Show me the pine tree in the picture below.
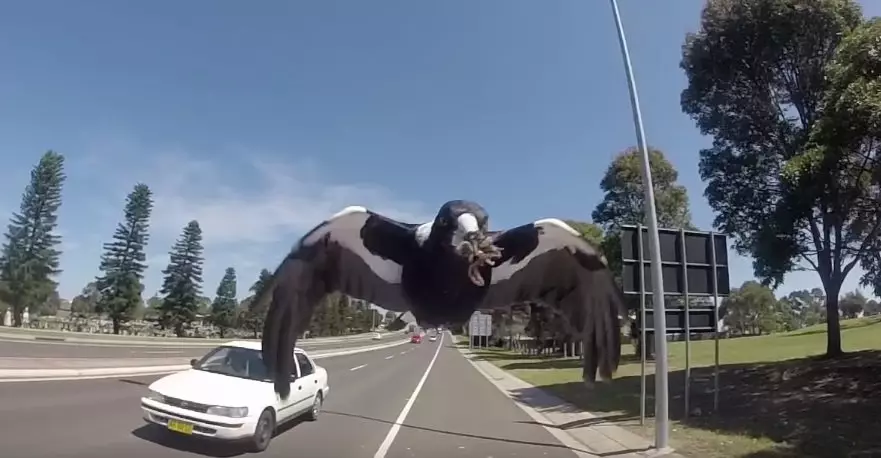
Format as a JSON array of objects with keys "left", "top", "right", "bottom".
[
  {"left": 158, "top": 220, "right": 204, "bottom": 336},
  {"left": 94, "top": 183, "right": 153, "bottom": 334},
  {"left": 0, "top": 151, "right": 66, "bottom": 326},
  {"left": 210, "top": 267, "right": 238, "bottom": 338}
]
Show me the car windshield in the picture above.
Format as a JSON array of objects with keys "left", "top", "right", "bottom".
[{"left": 192, "top": 346, "right": 272, "bottom": 382}]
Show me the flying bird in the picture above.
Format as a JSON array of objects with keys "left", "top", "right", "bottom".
[{"left": 258, "top": 200, "right": 625, "bottom": 399}]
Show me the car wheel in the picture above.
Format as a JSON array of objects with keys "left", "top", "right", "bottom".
[
  {"left": 249, "top": 408, "right": 275, "bottom": 453},
  {"left": 306, "top": 392, "right": 323, "bottom": 421}
]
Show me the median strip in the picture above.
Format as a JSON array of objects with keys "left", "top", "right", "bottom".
[{"left": 0, "top": 339, "right": 411, "bottom": 382}]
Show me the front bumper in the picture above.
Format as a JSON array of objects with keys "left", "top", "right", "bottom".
[{"left": 140, "top": 397, "right": 260, "bottom": 440}]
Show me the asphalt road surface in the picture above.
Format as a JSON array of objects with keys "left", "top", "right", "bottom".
[
  {"left": 0, "top": 335, "right": 399, "bottom": 359},
  {"left": 0, "top": 335, "right": 582, "bottom": 458}
]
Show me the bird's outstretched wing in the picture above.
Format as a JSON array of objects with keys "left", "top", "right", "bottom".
[
  {"left": 258, "top": 206, "right": 418, "bottom": 398},
  {"left": 481, "top": 219, "right": 625, "bottom": 385}
]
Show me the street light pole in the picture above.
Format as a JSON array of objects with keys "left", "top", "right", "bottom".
[{"left": 607, "top": 0, "right": 671, "bottom": 451}]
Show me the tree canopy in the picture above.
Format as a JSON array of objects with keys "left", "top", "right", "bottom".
[
  {"left": 94, "top": 183, "right": 154, "bottom": 334},
  {"left": 680, "top": 0, "right": 869, "bottom": 355},
  {"left": 0, "top": 151, "right": 66, "bottom": 326}
]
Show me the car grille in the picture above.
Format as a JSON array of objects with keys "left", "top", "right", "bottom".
[{"left": 162, "top": 396, "right": 211, "bottom": 413}]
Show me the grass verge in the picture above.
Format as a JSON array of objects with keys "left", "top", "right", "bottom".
[{"left": 473, "top": 317, "right": 881, "bottom": 458}]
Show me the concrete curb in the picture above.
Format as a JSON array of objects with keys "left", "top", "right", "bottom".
[
  {"left": 0, "top": 330, "right": 392, "bottom": 347},
  {"left": 455, "top": 345, "right": 684, "bottom": 458},
  {"left": 0, "top": 339, "right": 411, "bottom": 382}
]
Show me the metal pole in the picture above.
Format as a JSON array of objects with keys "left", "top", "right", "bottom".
[
  {"left": 710, "top": 233, "right": 721, "bottom": 412},
  {"left": 638, "top": 224, "right": 647, "bottom": 426},
  {"left": 680, "top": 229, "right": 691, "bottom": 419},
  {"left": 608, "top": 0, "right": 670, "bottom": 450}
]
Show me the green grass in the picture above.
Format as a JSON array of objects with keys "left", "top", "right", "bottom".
[{"left": 474, "top": 317, "right": 881, "bottom": 458}]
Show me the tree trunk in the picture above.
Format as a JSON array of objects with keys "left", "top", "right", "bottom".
[
  {"left": 825, "top": 293, "right": 843, "bottom": 357},
  {"left": 219, "top": 328, "right": 225, "bottom": 339},
  {"left": 112, "top": 318, "right": 121, "bottom": 335},
  {"left": 12, "top": 309, "right": 22, "bottom": 327}
]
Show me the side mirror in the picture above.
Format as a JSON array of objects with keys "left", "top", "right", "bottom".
[
  {"left": 190, "top": 358, "right": 198, "bottom": 368},
  {"left": 290, "top": 374, "right": 299, "bottom": 382}
]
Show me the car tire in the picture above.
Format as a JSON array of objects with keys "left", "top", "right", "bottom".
[
  {"left": 306, "top": 392, "right": 323, "bottom": 421},
  {"left": 249, "top": 408, "right": 275, "bottom": 453}
]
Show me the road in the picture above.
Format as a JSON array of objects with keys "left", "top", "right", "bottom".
[
  {"left": 0, "top": 335, "right": 582, "bottom": 458},
  {"left": 0, "top": 334, "right": 399, "bottom": 359}
]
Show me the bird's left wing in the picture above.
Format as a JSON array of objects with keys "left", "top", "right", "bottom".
[
  {"left": 481, "top": 219, "right": 625, "bottom": 385},
  {"left": 258, "top": 206, "right": 419, "bottom": 398}
]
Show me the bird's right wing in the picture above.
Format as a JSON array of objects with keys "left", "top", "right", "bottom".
[{"left": 258, "top": 206, "right": 419, "bottom": 398}]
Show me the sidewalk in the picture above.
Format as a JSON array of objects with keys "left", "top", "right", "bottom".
[{"left": 457, "top": 346, "right": 684, "bottom": 458}]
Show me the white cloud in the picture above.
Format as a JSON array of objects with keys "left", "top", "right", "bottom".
[
  {"left": 143, "top": 153, "right": 431, "bottom": 246},
  {"left": 50, "top": 134, "right": 434, "bottom": 299}
]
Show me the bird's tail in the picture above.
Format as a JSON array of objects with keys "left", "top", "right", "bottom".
[{"left": 582, "top": 269, "right": 624, "bottom": 384}]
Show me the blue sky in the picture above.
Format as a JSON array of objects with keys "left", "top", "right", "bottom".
[{"left": 1, "top": 0, "right": 879, "bottom": 302}]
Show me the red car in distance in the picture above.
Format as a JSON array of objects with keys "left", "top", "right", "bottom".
[{"left": 410, "top": 334, "right": 423, "bottom": 344}]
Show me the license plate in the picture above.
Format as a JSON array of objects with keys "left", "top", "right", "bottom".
[{"left": 167, "top": 419, "right": 194, "bottom": 435}]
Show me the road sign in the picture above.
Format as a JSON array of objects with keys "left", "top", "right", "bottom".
[
  {"left": 619, "top": 224, "right": 731, "bottom": 426},
  {"left": 468, "top": 313, "right": 492, "bottom": 337}
]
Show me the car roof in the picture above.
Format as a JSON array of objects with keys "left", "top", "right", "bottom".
[{"left": 222, "top": 340, "right": 307, "bottom": 354}]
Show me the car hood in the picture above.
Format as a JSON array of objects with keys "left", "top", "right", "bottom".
[{"left": 149, "top": 369, "right": 275, "bottom": 408}]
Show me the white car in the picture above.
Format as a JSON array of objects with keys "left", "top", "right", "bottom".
[
  {"left": 429, "top": 335, "right": 438, "bottom": 342},
  {"left": 140, "top": 341, "right": 329, "bottom": 452},
  {"left": 372, "top": 332, "right": 382, "bottom": 340}
]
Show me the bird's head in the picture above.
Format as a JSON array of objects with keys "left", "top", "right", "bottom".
[{"left": 433, "top": 200, "right": 502, "bottom": 286}]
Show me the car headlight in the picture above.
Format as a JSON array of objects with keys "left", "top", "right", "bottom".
[
  {"left": 206, "top": 406, "right": 249, "bottom": 418},
  {"left": 146, "top": 390, "right": 165, "bottom": 403}
]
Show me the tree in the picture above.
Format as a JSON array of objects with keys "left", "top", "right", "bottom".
[
  {"left": 680, "top": 0, "right": 865, "bottom": 356},
  {"left": 158, "top": 221, "right": 204, "bottom": 336},
  {"left": 592, "top": 147, "right": 694, "bottom": 286},
  {"left": 864, "top": 299, "right": 881, "bottom": 316},
  {"left": 94, "top": 183, "right": 154, "bottom": 334},
  {"left": 39, "top": 290, "right": 61, "bottom": 316},
  {"left": 210, "top": 267, "right": 238, "bottom": 338},
  {"left": 0, "top": 151, "right": 66, "bottom": 326},
  {"left": 779, "top": 288, "right": 827, "bottom": 328},
  {"left": 71, "top": 282, "right": 100, "bottom": 319},
  {"left": 239, "top": 268, "right": 273, "bottom": 337},
  {"left": 721, "top": 281, "right": 780, "bottom": 336},
  {"left": 593, "top": 147, "right": 694, "bottom": 230},
  {"left": 838, "top": 291, "right": 867, "bottom": 319},
  {"left": 563, "top": 220, "right": 604, "bottom": 247}
]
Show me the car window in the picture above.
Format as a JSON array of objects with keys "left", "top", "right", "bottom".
[
  {"left": 295, "top": 353, "right": 314, "bottom": 377},
  {"left": 194, "top": 346, "right": 271, "bottom": 382}
]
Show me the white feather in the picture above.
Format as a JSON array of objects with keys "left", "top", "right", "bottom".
[
  {"left": 414, "top": 222, "right": 433, "bottom": 246},
  {"left": 300, "top": 206, "right": 403, "bottom": 284},
  {"left": 490, "top": 219, "right": 582, "bottom": 284}
]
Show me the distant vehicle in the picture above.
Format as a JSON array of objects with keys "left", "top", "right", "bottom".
[
  {"left": 410, "top": 334, "right": 422, "bottom": 344},
  {"left": 429, "top": 335, "right": 438, "bottom": 342},
  {"left": 372, "top": 332, "right": 382, "bottom": 340},
  {"left": 140, "top": 341, "right": 329, "bottom": 452}
]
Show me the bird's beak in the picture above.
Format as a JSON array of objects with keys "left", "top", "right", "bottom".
[{"left": 457, "top": 213, "right": 480, "bottom": 238}]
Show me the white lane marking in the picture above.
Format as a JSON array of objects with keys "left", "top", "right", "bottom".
[
  {"left": 385, "top": 355, "right": 394, "bottom": 360},
  {"left": 138, "top": 351, "right": 184, "bottom": 355},
  {"left": 350, "top": 364, "right": 367, "bottom": 371},
  {"left": 373, "top": 333, "right": 444, "bottom": 458},
  {"left": 400, "top": 351, "right": 407, "bottom": 355}
]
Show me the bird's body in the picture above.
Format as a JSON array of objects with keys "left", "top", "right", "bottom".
[{"left": 258, "top": 199, "right": 625, "bottom": 399}]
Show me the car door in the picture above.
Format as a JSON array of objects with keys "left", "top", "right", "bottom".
[
  {"left": 294, "top": 352, "right": 319, "bottom": 410},
  {"left": 274, "top": 355, "right": 303, "bottom": 422}
]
